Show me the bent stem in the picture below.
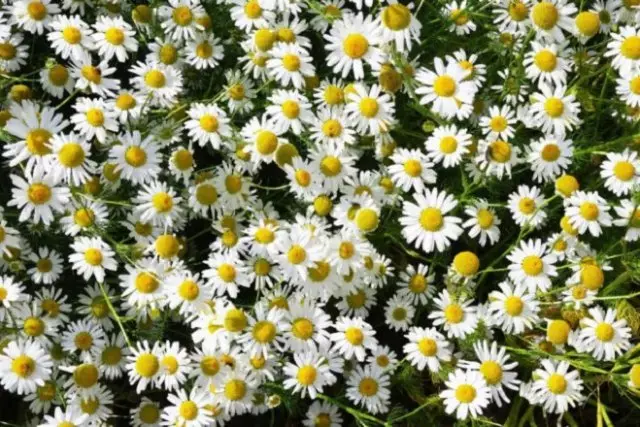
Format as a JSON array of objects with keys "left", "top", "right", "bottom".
[{"left": 98, "top": 281, "right": 132, "bottom": 347}]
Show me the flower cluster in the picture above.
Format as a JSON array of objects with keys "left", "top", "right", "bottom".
[{"left": 0, "top": 0, "right": 639, "bottom": 425}]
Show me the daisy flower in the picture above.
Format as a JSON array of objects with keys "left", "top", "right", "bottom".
[
  {"left": 69, "top": 236, "right": 117, "bottom": 283},
  {"left": 8, "top": 166, "right": 71, "bottom": 226},
  {"left": 165, "top": 271, "right": 212, "bottom": 316},
  {"left": 241, "top": 115, "right": 287, "bottom": 165},
  {"left": 379, "top": 1, "right": 421, "bottom": 52},
  {"left": 345, "top": 365, "right": 391, "bottom": 415},
  {"left": 61, "top": 318, "right": 106, "bottom": 359},
  {"left": 445, "top": 1, "right": 476, "bottom": 35},
  {"left": 415, "top": 57, "right": 476, "bottom": 120},
  {"left": 188, "top": 179, "right": 222, "bottom": 219},
  {"left": 396, "top": 264, "right": 435, "bottom": 305},
  {"left": 184, "top": 103, "right": 231, "bottom": 149},
  {"left": 283, "top": 351, "right": 331, "bottom": 398},
  {"left": 109, "top": 130, "right": 162, "bottom": 185},
  {"left": 266, "top": 89, "right": 314, "bottom": 135},
  {"left": 403, "top": 326, "right": 451, "bottom": 372},
  {"left": 71, "top": 52, "right": 121, "bottom": 97},
  {"left": 614, "top": 199, "right": 640, "bottom": 242},
  {"left": 565, "top": 190, "right": 612, "bottom": 237},
  {"left": 77, "top": 283, "right": 116, "bottom": 332},
  {"left": 108, "top": 91, "right": 146, "bottom": 124},
  {"left": 524, "top": 41, "right": 572, "bottom": 85},
  {"left": 528, "top": 136, "right": 573, "bottom": 182},
  {"left": 131, "top": 61, "right": 183, "bottom": 108},
  {"left": 507, "top": 239, "right": 557, "bottom": 293},
  {"left": 0, "top": 275, "right": 27, "bottom": 322},
  {"left": 616, "top": 71, "right": 640, "bottom": 107},
  {"left": 186, "top": 33, "right": 224, "bottom": 69},
  {"left": 147, "top": 37, "right": 184, "bottom": 67},
  {"left": 330, "top": 316, "right": 377, "bottom": 362},
  {"left": 600, "top": 149, "right": 640, "bottom": 196},
  {"left": 303, "top": 401, "right": 343, "bottom": 427},
  {"left": 49, "top": 132, "right": 96, "bottom": 186},
  {"left": 237, "top": 303, "right": 288, "bottom": 358},
  {"left": 47, "top": 15, "right": 93, "bottom": 60},
  {"left": 463, "top": 199, "right": 501, "bottom": 247},
  {"left": 162, "top": 386, "right": 213, "bottom": 426},
  {"left": 224, "top": 70, "right": 257, "bottom": 114},
  {"left": 388, "top": 148, "right": 436, "bottom": 193},
  {"left": 202, "top": 253, "right": 250, "bottom": 298},
  {"left": 530, "top": 83, "right": 581, "bottom": 136},
  {"left": 399, "top": 188, "right": 463, "bottom": 253},
  {"left": 38, "top": 407, "right": 87, "bottom": 427},
  {"left": 11, "top": 0, "right": 60, "bottom": 34},
  {"left": 384, "top": 294, "right": 415, "bottom": 331},
  {"left": 429, "top": 290, "right": 478, "bottom": 339},
  {"left": 157, "top": 341, "right": 192, "bottom": 391},
  {"left": 0, "top": 33, "right": 28, "bottom": 72},
  {"left": 70, "top": 97, "right": 119, "bottom": 143},
  {"left": 345, "top": 83, "right": 395, "bottom": 135},
  {"left": 324, "top": 13, "right": 383, "bottom": 80},
  {"left": 119, "top": 259, "right": 167, "bottom": 310},
  {"left": 92, "top": 15, "right": 138, "bottom": 62},
  {"left": 267, "top": 42, "right": 315, "bottom": 89},
  {"left": 424, "top": 124, "right": 472, "bottom": 168},
  {"left": 282, "top": 299, "right": 332, "bottom": 353},
  {"left": 230, "top": 0, "right": 274, "bottom": 33},
  {"left": 529, "top": 359, "right": 584, "bottom": 414},
  {"left": 131, "top": 398, "right": 162, "bottom": 427},
  {"left": 493, "top": 0, "right": 531, "bottom": 35},
  {"left": 489, "top": 281, "right": 540, "bottom": 334},
  {"left": 529, "top": 0, "right": 577, "bottom": 42},
  {"left": 507, "top": 184, "right": 547, "bottom": 228},
  {"left": 576, "top": 307, "right": 631, "bottom": 361},
  {"left": 309, "top": 143, "right": 357, "bottom": 194},
  {"left": 159, "top": 0, "right": 205, "bottom": 42},
  {"left": 475, "top": 139, "right": 521, "bottom": 179},
  {"left": 606, "top": 26, "right": 640, "bottom": 75},
  {"left": 479, "top": 105, "right": 517, "bottom": 141},
  {"left": 0, "top": 339, "right": 53, "bottom": 395},
  {"left": 126, "top": 341, "right": 163, "bottom": 393},
  {"left": 40, "top": 63, "right": 75, "bottom": 99},
  {"left": 213, "top": 366, "right": 259, "bottom": 416},
  {"left": 440, "top": 369, "right": 491, "bottom": 420},
  {"left": 134, "top": 180, "right": 184, "bottom": 228}
]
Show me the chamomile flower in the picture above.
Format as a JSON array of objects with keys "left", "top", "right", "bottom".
[
  {"left": 425, "top": 124, "right": 472, "bottom": 168},
  {"left": 616, "top": 71, "right": 640, "bottom": 108},
  {"left": 462, "top": 199, "right": 501, "bottom": 246},
  {"left": 283, "top": 351, "right": 330, "bottom": 398},
  {"left": 241, "top": 115, "right": 287, "bottom": 165},
  {"left": 441, "top": 369, "right": 491, "bottom": 419},
  {"left": 283, "top": 299, "right": 332, "bottom": 353},
  {"left": 185, "top": 103, "right": 231, "bottom": 149},
  {"left": 606, "top": 26, "right": 640, "bottom": 75},
  {"left": 508, "top": 239, "right": 557, "bottom": 293},
  {"left": 565, "top": 190, "right": 612, "bottom": 237},
  {"left": 61, "top": 318, "right": 106, "bottom": 358},
  {"left": 77, "top": 283, "right": 116, "bottom": 332},
  {"left": 49, "top": 132, "right": 96, "bottom": 186},
  {"left": 8, "top": 166, "right": 71, "bottom": 226},
  {"left": 489, "top": 281, "right": 540, "bottom": 334},
  {"left": 529, "top": 359, "right": 584, "bottom": 414},
  {"left": 69, "top": 237, "right": 117, "bottom": 283},
  {"left": 303, "top": 401, "right": 343, "bottom": 427},
  {"left": 416, "top": 57, "right": 476, "bottom": 120},
  {"left": 388, "top": 148, "right": 436, "bottom": 193},
  {"left": 40, "top": 63, "right": 75, "bottom": 98},
  {"left": 134, "top": 180, "right": 184, "bottom": 228},
  {"left": 224, "top": 70, "right": 257, "bottom": 114},
  {"left": 0, "top": 339, "right": 53, "bottom": 395},
  {"left": 159, "top": 0, "right": 205, "bottom": 42},
  {"left": 475, "top": 139, "right": 521, "bottom": 179},
  {"left": 576, "top": 307, "right": 631, "bottom": 361},
  {"left": 0, "top": 33, "right": 28, "bottom": 72},
  {"left": 70, "top": 97, "right": 119, "bottom": 143},
  {"left": 531, "top": 83, "right": 581, "bottom": 136},
  {"left": 267, "top": 42, "right": 315, "bottom": 89},
  {"left": 131, "top": 61, "right": 183, "bottom": 108},
  {"left": 493, "top": 0, "right": 531, "bottom": 35},
  {"left": 11, "top": 0, "right": 60, "bottom": 34},
  {"left": 214, "top": 366, "right": 259, "bottom": 416},
  {"left": 346, "top": 365, "right": 391, "bottom": 415},
  {"left": 345, "top": 84, "right": 395, "bottom": 135},
  {"left": 330, "top": 316, "right": 377, "bottom": 362},
  {"left": 379, "top": 1, "right": 422, "bottom": 52},
  {"left": 157, "top": 341, "right": 192, "bottom": 391},
  {"left": 162, "top": 386, "right": 213, "bottom": 426},
  {"left": 397, "top": 263, "right": 435, "bottom": 305},
  {"left": 0, "top": 275, "right": 27, "bottom": 322},
  {"left": 215, "top": 162, "right": 256, "bottom": 211},
  {"left": 186, "top": 34, "right": 224, "bottom": 69},
  {"left": 400, "top": 188, "right": 463, "bottom": 253},
  {"left": 120, "top": 258, "right": 167, "bottom": 310},
  {"left": 529, "top": 0, "right": 577, "bottom": 42},
  {"left": 524, "top": 41, "right": 572, "bottom": 85},
  {"left": 127, "top": 341, "right": 163, "bottom": 393},
  {"left": 230, "top": 0, "right": 274, "bottom": 33},
  {"left": 527, "top": 136, "right": 573, "bottom": 182},
  {"left": 508, "top": 185, "right": 547, "bottom": 228},
  {"left": 237, "top": 303, "right": 288, "bottom": 358},
  {"left": 429, "top": 290, "right": 478, "bottom": 339},
  {"left": 47, "top": 15, "right": 93, "bottom": 60},
  {"left": 614, "top": 199, "right": 640, "bottom": 242},
  {"left": 131, "top": 398, "right": 162, "bottom": 427},
  {"left": 38, "top": 407, "right": 87, "bottom": 427},
  {"left": 324, "top": 13, "right": 383, "bottom": 80},
  {"left": 266, "top": 89, "right": 314, "bottom": 135},
  {"left": 71, "top": 52, "right": 121, "bottom": 97},
  {"left": 109, "top": 130, "right": 162, "bottom": 185},
  {"left": 600, "top": 149, "right": 640, "bottom": 196},
  {"left": 309, "top": 143, "right": 357, "bottom": 194},
  {"left": 273, "top": 226, "right": 323, "bottom": 281},
  {"left": 92, "top": 16, "right": 138, "bottom": 62},
  {"left": 202, "top": 253, "right": 250, "bottom": 298},
  {"left": 445, "top": 1, "right": 476, "bottom": 35},
  {"left": 165, "top": 271, "right": 212, "bottom": 316},
  {"left": 403, "top": 327, "right": 451, "bottom": 372}
]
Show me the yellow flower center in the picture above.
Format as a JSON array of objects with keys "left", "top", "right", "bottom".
[
  {"left": 403, "top": 159, "right": 422, "bottom": 177},
  {"left": 58, "top": 142, "right": 85, "bottom": 168},
  {"left": 179, "top": 401, "right": 198, "bottom": 420},
  {"left": 254, "top": 227, "right": 275, "bottom": 244},
  {"left": 256, "top": 130, "right": 279, "bottom": 154},
  {"left": 171, "top": 149, "right": 192, "bottom": 171},
  {"left": 135, "top": 353, "right": 159, "bottom": 378},
  {"left": 282, "top": 54, "right": 301, "bottom": 72},
  {"left": 480, "top": 360, "right": 503, "bottom": 385},
  {"left": 509, "top": 1, "right": 529, "bottom": 21},
  {"left": 281, "top": 100, "right": 300, "bottom": 119},
  {"left": 28, "top": 183, "right": 52, "bottom": 205},
  {"left": 594, "top": 322, "right": 614, "bottom": 342},
  {"left": 444, "top": 304, "right": 464, "bottom": 323},
  {"left": 254, "top": 29, "right": 275, "bottom": 51},
  {"left": 74, "top": 364, "right": 99, "bottom": 388},
  {"left": 521, "top": 255, "right": 543, "bottom": 276},
  {"left": 392, "top": 307, "right": 406, "bottom": 321},
  {"left": 172, "top": 6, "right": 193, "bottom": 26},
  {"left": 224, "top": 175, "right": 243, "bottom": 194},
  {"left": 11, "top": 355, "right": 35, "bottom": 378},
  {"left": 614, "top": 161, "right": 635, "bottom": 181},
  {"left": 621, "top": 36, "right": 640, "bottom": 60},
  {"left": 26, "top": 128, "right": 52, "bottom": 155},
  {"left": 541, "top": 143, "right": 561, "bottom": 161},
  {"left": 518, "top": 197, "right": 536, "bottom": 214},
  {"left": 252, "top": 320, "right": 277, "bottom": 343},
  {"left": 244, "top": 0, "right": 262, "bottom": 18},
  {"left": 48, "top": 65, "right": 69, "bottom": 86},
  {"left": 103, "top": 163, "right": 121, "bottom": 182},
  {"left": 81, "top": 66, "right": 102, "bottom": 85},
  {"left": 74, "top": 332, "right": 93, "bottom": 351},
  {"left": 504, "top": 296, "right": 524, "bottom": 316},
  {"left": 297, "top": 365, "right": 317, "bottom": 386},
  {"left": 224, "top": 308, "right": 247, "bottom": 332},
  {"left": 455, "top": 384, "right": 476, "bottom": 403},
  {"left": 418, "top": 338, "right": 437, "bottom": 356},
  {"left": 313, "top": 195, "right": 333, "bottom": 216},
  {"left": 345, "top": 326, "right": 364, "bottom": 345},
  {"left": 135, "top": 271, "right": 160, "bottom": 294},
  {"left": 158, "top": 44, "right": 178, "bottom": 65},
  {"left": 23, "top": 316, "right": 45, "bottom": 337},
  {"left": 91, "top": 297, "right": 108, "bottom": 318},
  {"left": 144, "top": 70, "right": 166, "bottom": 89},
  {"left": 343, "top": 33, "right": 369, "bottom": 59},
  {"left": 178, "top": 280, "right": 199, "bottom": 301},
  {"left": 85, "top": 108, "right": 104, "bottom": 127},
  {"left": 295, "top": 169, "right": 311, "bottom": 187},
  {"left": 544, "top": 97, "right": 564, "bottom": 117},
  {"left": 162, "top": 355, "right": 179, "bottom": 374},
  {"left": 84, "top": 248, "right": 103, "bottom": 266},
  {"left": 324, "top": 85, "right": 344, "bottom": 105},
  {"left": 547, "top": 373, "right": 567, "bottom": 394},
  {"left": 197, "top": 114, "right": 219, "bottom": 133},
  {"left": 547, "top": 319, "right": 570, "bottom": 344},
  {"left": 453, "top": 251, "right": 480, "bottom": 276},
  {"left": 531, "top": 2, "right": 559, "bottom": 30},
  {"left": 409, "top": 274, "right": 427, "bottom": 293},
  {"left": 346, "top": 290, "right": 366, "bottom": 309},
  {"left": 358, "top": 378, "right": 379, "bottom": 396},
  {"left": 320, "top": 155, "right": 342, "bottom": 177},
  {"left": 556, "top": 175, "right": 579, "bottom": 197},
  {"left": 133, "top": 5, "right": 152, "bottom": 23},
  {"left": 382, "top": 4, "right": 411, "bottom": 31},
  {"left": 195, "top": 42, "right": 213, "bottom": 59},
  {"left": 200, "top": 356, "right": 220, "bottom": 376},
  {"left": 139, "top": 404, "right": 160, "bottom": 424},
  {"left": 155, "top": 234, "right": 180, "bottom": 259},
  {"left": 151, "top": 192, "right": 173, "bottom": 213},
  {"left": 575, "top": 11, "right": 600, "bottom": 36},
  {"left": 196, "top": 184, "right": 218, "bottom": 205},
  {"left": 287, "top": 245, "right": 307, "bottom": 265},
  {"left": 62, "top": 27, "right": 81, "bottom": 44},
  {"left": 451, "top": 9, "right": 469, "bottom": 25},
  {"left": 630, "top": 364, "right": 640, "bottom": 387},
  {"left": 489, "top": 140, "right": 511, "bottom": 163},
  {"left": 291, "top": 318, "right": 314, "bottom": 340},
  {"left": 36, "top": 381, "right": 56, "bottom": 401},
  {"left": 355, "top": 208, "right": 378, "bottom": 232},
  {"left": 0, "top": 42, "right": 16, "bottom": 60},
  {"left": 224, "top": 379, "right": 247, "bottom": 400},
  {"left": 228, "top": 84, "right": 245, "bottom": 100},
  {"left": 41, "top": 298, "right": 59, "bottom": 316},
  {"left": 433, "top": 75, "right": 456, "bottom": 97},
  {"left": 630, "top": 76, "right": 640, "bottom": 95},
  {"left": 477, "top": 209, "right": 494, "bottom": 229},
  {"left": 72, "top": 208, "right": 92, "bottom": 229},
  {"left": 105, "top": 28, "right": 125, "bottom": 45},
  {"left": 218, "top": 263, "right": 237, "bottom": 282},
  {"left": 27, "top": 1, "right": 47, "bottom": 20},
  {"left": 419, "top": 207, "right": 443, "bottom": 231},
  {"left": 580, "top": 201, "right": 599, "bottom": 220}
]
